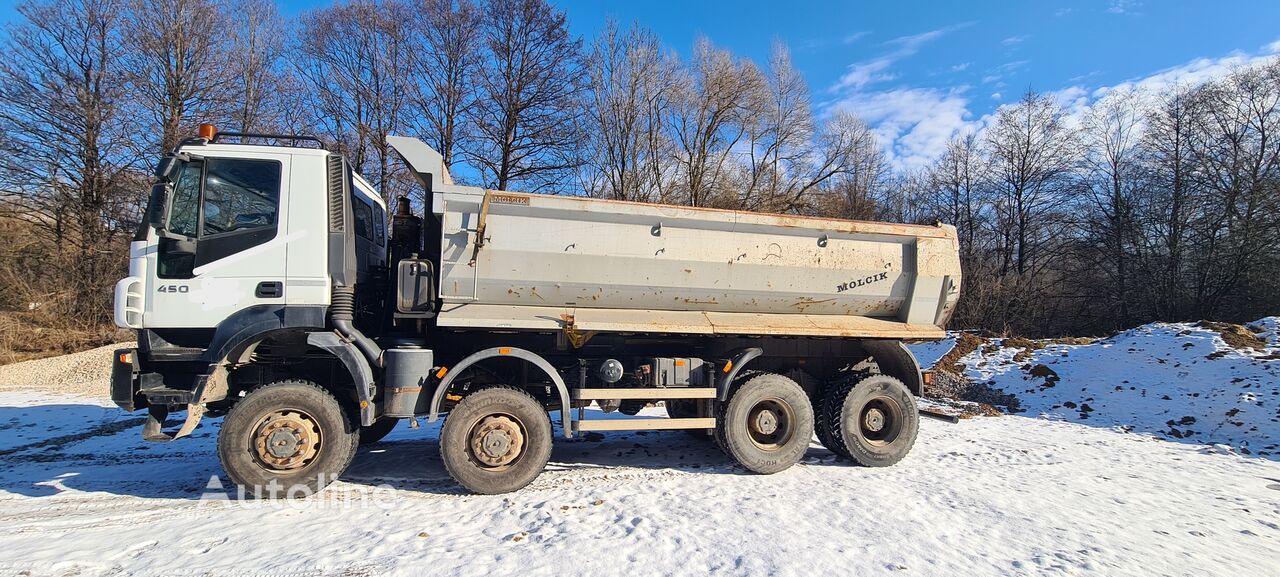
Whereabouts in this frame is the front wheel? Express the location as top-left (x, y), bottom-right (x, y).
top-left (216, 379), bottom-right (360, 498)
top-left (439, 386), bottom-right (552, 494)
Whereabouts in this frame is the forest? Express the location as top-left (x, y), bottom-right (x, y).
top-left (0, 0), bottom-right (1277, 358)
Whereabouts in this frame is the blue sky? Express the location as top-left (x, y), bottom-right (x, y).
top-left (3, 0), bottom-right (1278, 169)
top-left (542, 0), bottom-right (1280, 169)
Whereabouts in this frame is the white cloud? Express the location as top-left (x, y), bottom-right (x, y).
top-left (831, 22), bottom-right (975, 91)
top-left (1001, 35), bottom-right (1028, 46)
top-left (828, 87), bottom-right (980, 172)
top-left (842, 31), bottom-right (871, 45)
top-left (1107, 0), bottom-right (1142, 15)
top-left (951, 62), bottom-right (972, 72)
top-left (825, 42), bottom-right (1279, 173)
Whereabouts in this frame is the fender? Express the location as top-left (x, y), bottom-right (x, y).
top-left (716, 347), bottom-right (764, 401)
top-left (428, 347), bottom-right (573, 439)
top-left (168, 305), bottom-right (328, 408)
top-left (203, 304), bottom-right (327, 364)
top-left (307, 331), bottom-right (377, 426)
top-left (862, 339), bottom-right (924, 396)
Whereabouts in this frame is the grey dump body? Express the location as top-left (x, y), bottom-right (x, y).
top-left (391, 139), bottom-right (962, 341)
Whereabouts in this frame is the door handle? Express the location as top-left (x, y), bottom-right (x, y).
top-left (255, 281), bottom-right (283, 299)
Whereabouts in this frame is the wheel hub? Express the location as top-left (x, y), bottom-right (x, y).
top-left (863, 408), bottom-right (885, 432)
top-left (469, 415), bottom-right (525, 468)
top-left (746, 398), bottom-right (794, 451)
top-left (251, 409), bottom-right (322, 471)
top-left (752, 409), bottom-right (780, 435)
top-left (856, 397), bottom-right (903, 446)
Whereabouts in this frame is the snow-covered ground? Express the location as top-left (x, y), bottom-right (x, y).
top-left (0, 320), bottom-right (1277, 576)
top-left (925, 319), bottom-right (1280, 457)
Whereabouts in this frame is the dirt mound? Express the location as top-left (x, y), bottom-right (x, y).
top-left (0, 342), bottom-right (122, 398)
top-left (935, 332), bottom-right (986, 374)
top-left (925, 365), bottom-right (1021, 416)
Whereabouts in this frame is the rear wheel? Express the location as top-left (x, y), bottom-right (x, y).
top-left (359, 417), bottom-right (399, 445)
top-left (439, 386), bottom-right (552, 494)
top-left (822, 374), bottom-right (918, 467)
top-left (815, 372), bottom-right (868, 459)
top-left (217, 379), bottom-right (359, 498)
top-left (715, 373), bottom-right (813, 474)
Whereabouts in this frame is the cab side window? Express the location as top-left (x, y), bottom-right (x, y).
top-left (353, 197), bottom-right (374, 241)
top-left (201, 158), bottom-right (281, 236)
top-left (372, 203), bottom-right (386, 246)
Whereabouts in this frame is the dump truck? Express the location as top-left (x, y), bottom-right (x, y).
top-left (110, 125), bottom-right (961, 495)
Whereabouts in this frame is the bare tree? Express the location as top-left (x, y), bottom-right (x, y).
top-left (581, 19), bottom-right (677, 202)
top-left (983, 90), bottom-right (1080, 331)
top-left (223, 0), bottom-right (289, 133)
top-left (926, 133), bottom-right (988, 261)
top-left (1139, 84), bottom-right (1199, 320)
top-left (737, 42), bottom-right (811, 210)
top-left (986, 91), bottom-right (1079, 276)
top-left (812, 111), bottom-right (888, 219)
top-left (295, 0), bottom-right (414, 200)
top-left (1183, 62), bottom-right (1280, 319)
top-left (125, 0), bottom-right (234, 153)
top-left (409, 0), bottom-right (482, 169)
top-left (0, 0), bottom-right (140, 323)
top-left (1080, 88), bottom-right (1144, 327)
top-left (670, 37), bottom-right (764, 207)
top-left (468, 0), bottom-right (583, 192)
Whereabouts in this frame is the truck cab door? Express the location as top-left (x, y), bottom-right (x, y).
top-left (145, 154), bottom-right (290, 328)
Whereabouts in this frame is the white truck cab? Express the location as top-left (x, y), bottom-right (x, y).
top-left (116, 137), bottom-right (384, 331)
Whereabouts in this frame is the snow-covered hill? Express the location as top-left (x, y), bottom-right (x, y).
top-left (911, 318), bottom-right (1280, 457)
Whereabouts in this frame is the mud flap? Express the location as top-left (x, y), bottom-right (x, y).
top-left (142, 404), bottom-right (205, 442)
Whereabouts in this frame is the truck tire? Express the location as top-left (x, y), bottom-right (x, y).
top-left (813, 381), bottom-right (841, 458)
top-left (814, 372), bottom-right (868, 459)
top-left (822, 374), bottom-right (918, 467)
top-left (715, 373), bottom-right (813, 474)
top-left (217, 379), bottom-right (360, 498)
top-left (439, 386), bottom-right (552, 494)
top-left (359, 417), bottom-right (399, 445)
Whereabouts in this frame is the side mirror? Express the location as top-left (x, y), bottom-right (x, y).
top-left (147, 184), bottom-right (170, 228)
top-left (154, 156), bottom-right (179, 181)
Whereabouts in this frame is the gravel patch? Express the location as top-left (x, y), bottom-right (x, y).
top-left (0, 342), bottom-right (124, 399)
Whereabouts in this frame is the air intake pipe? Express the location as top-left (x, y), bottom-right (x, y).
top-left (326, 153), bottom-right (383, 368)
top-left (330, 286), bottom-right (383, 367)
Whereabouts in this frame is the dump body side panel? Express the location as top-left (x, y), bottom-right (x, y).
top-left (433, 187), bottom-right (960, 338)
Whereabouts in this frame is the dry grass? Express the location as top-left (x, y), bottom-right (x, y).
top-left (0, 312), bottom-right (131, 365)
top-left (1196, 320), bottom-right (1267, 351)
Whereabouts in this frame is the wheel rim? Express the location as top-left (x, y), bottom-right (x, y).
top-left (746, 397), bottom-right (795, 451)
top-left (250, 408), bottom-right (323, 471)
top-left (858, 396), bottom-right (904, 447)
top-left (467, 413), bottom-right (526, 470)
